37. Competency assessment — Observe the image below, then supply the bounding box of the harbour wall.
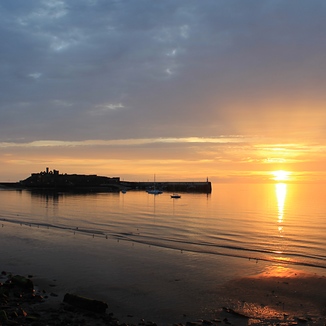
[0,181,212,193]
[120,181,212,193]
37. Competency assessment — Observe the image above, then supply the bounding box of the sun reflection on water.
[273,182,290,263]
[275,183,287,224]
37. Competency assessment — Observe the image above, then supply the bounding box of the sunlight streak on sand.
[220,267,326,324]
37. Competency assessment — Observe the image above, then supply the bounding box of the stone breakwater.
[120,181,212,193]
[0,181,212,193]
[0,168,212,193]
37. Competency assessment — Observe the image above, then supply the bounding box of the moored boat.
[147,189,163,195]
[146,174,163,195]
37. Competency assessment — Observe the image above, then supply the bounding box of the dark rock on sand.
[0,272,118,325]
[10,274,34,291]
[63,292,108,313]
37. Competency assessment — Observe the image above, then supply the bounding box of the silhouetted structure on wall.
[20,168,120,191]
[0,168,212,193]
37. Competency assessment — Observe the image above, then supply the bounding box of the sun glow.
[272,170,290,181]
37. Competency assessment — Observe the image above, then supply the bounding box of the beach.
[1,185,326,325]
[1,267,326,326]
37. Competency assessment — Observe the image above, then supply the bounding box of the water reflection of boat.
[171,193,181,198]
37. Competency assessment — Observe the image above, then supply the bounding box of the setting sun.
[272,170,290,181]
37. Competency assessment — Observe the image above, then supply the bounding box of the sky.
[1,0,326,183]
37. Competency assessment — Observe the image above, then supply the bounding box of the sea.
[0,182,325,324]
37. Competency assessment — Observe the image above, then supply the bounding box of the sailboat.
[146,175,163,195]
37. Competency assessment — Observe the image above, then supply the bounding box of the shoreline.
[1,222,326,325]
[1,267,326,326]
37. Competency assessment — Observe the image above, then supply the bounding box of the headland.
[0,167,212,193]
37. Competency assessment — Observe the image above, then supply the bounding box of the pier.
[119,181,211,193]
[0,168,212,193]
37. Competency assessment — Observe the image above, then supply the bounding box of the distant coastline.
[0,167,212,193]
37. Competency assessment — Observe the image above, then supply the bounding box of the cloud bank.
[1,1,326,181]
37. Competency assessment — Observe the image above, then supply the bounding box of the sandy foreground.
[218,266,326,325]
[1,267,326,326]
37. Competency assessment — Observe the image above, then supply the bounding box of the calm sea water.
[0,182,325,323]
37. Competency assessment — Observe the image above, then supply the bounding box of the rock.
[186,322,202,326]
[222,307,250,319]
[10,275,34,291]
[63,293,108,313]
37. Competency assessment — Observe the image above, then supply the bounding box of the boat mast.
[153,174,156,190]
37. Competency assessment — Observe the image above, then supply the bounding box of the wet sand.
[218,266,326,325]
[1,220,326,325]
[1,266,326,326]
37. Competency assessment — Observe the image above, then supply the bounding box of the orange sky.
[1,135,326,183]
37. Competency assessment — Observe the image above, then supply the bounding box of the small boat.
[146,174,163,195]
[147,189,163,195]
[171,193,181,199]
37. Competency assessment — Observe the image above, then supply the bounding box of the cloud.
[1,0,326,181]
